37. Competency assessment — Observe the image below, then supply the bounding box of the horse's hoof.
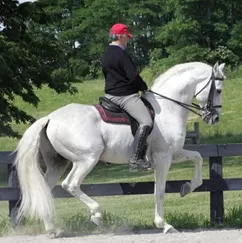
[180,182,192,197]
[91,214,103,226]
[163,224,179,234]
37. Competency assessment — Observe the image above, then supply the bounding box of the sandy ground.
[1,229,242,243]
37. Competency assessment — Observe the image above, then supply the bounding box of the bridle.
[194,72,224,110]
[148,72,224,117]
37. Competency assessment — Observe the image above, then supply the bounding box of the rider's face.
[119,35,130,48]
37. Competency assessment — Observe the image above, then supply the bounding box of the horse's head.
[194,62,226,125]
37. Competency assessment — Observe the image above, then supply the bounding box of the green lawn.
[0,73,242,235]
[197,76,242,144]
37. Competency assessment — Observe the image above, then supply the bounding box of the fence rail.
[0,143,242,227]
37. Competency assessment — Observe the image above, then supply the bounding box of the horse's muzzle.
[202,110,220,124]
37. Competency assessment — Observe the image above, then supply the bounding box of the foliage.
[1,0,242,137]
[149,0,242,73]
[0,0,77,137]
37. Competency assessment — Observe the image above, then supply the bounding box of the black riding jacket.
[101,45,148,96]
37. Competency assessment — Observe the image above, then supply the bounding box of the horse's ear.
[219,63,225,72]
[213,62,219,71]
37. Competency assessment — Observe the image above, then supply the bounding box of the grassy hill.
[0,79,104,151]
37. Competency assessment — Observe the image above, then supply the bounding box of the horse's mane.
[151,62,211,88]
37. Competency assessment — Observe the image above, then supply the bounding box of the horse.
[13,61,226,237]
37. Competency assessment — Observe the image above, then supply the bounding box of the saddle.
[94,96,155,136]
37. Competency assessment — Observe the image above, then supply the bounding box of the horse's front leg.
[153,153,178,233]
[172,149,203,197]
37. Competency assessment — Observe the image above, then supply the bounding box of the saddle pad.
[95,104,130,125]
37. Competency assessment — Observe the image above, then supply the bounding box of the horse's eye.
[217,89,222,94]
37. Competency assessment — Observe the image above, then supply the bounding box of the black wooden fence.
[0,143,242,228]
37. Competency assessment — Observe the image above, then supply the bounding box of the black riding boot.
[129,125,152,171]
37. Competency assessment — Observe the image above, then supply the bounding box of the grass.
[1,192,242,236]
[0,69,242,236]
[197,76,242,144]
[0,156,241,236]
[0,79,104,151]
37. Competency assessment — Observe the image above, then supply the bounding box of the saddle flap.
[99,97,122,113]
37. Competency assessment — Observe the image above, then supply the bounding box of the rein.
[148,90,204,117]
[148,72,224,117]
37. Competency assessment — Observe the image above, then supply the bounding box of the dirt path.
[1,229,242,243]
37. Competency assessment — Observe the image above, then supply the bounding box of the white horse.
[13,61,226,236]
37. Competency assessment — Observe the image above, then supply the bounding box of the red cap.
[109,23,133,38]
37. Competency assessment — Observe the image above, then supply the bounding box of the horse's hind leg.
[45,118,104,227]
[39,128,69,236]
[43,154,69,191]
[61,153,102,226]
[40,127,69,190]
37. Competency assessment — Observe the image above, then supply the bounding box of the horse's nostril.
[215,116,219,123]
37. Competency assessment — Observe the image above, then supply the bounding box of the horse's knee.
[193,152,203,163]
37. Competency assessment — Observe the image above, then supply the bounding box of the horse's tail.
[13,116,54,223]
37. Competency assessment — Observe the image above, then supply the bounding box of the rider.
[101,23,152,171]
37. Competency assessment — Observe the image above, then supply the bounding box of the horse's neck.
[148,63,211,122]
[151,75,197,105]
[149,81,196,123]
[151,62,211,102]
[147,65,210,127]
[145,91,191,127]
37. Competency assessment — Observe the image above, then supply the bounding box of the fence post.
[7,164,20,228]
[209,156,224,225]
[193,122,200,144]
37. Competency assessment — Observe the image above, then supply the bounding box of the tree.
[35,0,91,80]
[0,0,76,137]
[148,0,242,74]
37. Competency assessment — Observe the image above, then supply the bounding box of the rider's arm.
[121,52,148,91]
